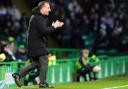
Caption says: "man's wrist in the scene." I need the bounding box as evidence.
[51,26,56,29]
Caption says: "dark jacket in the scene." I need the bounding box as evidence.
[27,7,55,57]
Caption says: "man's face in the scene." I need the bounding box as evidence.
[40,3,51,16]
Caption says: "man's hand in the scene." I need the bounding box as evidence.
[52,20,64,29]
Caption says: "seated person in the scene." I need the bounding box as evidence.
[76,49,92,82]
[76,49,101,82]
[15,44,27,62]
[1,44,16,61]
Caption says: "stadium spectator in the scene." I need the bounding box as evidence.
[15,44,27,62]
[0,36,16,62]
[1,43,16,61]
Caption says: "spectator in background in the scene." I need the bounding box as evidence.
[0,36,16,62]
[71,28,84,48]
[0,41,6,62]
[0,5,7,16]
[109,19,123,49]
[1,43,16,61]
[20,12,29,32]
[7,5,21,21]
[76,49,92,82]
[76,49,101,82]
[15,44,27,62]
[68,0,81,18]
[48,53,56,66]
[61,18,72,48]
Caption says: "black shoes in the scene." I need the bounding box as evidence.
[12,73,22,87]
[39,82,54,88]
[12,73,54,88]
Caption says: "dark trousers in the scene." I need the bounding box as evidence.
[18,55,48,84]
[76,64,92,82]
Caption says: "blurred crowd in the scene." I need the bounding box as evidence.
[48,0,128,53]
[0,0,28,62]
[0,0,128,62]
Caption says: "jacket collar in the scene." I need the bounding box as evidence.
[32,7,48,18]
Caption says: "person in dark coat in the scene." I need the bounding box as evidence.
[12,1,64,88]
[76,49,92,82]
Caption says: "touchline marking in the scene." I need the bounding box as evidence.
[103,85,128,89]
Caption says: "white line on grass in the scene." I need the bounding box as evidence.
[103,85,128,89]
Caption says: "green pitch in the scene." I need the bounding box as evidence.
[8,76,128,89]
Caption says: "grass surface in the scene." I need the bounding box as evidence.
[8,76,128,89]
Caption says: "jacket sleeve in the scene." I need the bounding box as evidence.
[79,57,85,67]
[35,16,56,35]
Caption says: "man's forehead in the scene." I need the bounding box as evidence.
[44,3,50,7]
